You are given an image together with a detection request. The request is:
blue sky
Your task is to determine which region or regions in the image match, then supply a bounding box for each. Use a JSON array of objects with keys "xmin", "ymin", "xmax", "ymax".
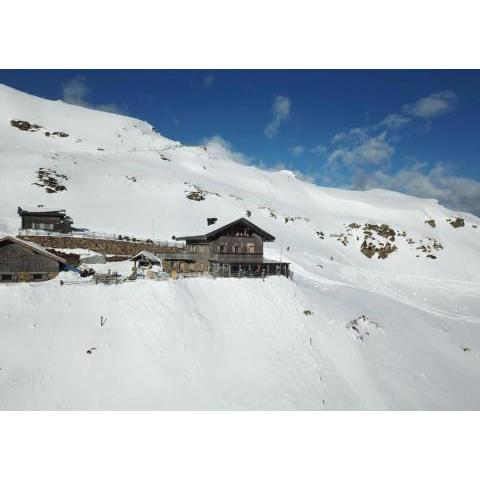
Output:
[{"xmin": 1, "ymin": 70, "xmax": 479, "ymax": 214}]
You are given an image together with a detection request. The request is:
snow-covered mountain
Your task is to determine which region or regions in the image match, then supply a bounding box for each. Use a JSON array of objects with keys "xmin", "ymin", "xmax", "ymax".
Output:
[{"xmin": 1, "ymin": 83, "xmax": 479, "ymax": 409}]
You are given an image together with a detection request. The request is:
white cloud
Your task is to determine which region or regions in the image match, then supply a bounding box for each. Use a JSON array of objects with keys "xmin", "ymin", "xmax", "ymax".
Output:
[
  {"xmin": 402, "ymin": 91, "xmax": 457, "ymax": 119},
  {"xmin": 331, "ymin": 132, "xmax": 347, "ymax": 144},
  {"xmin": 328, "ymin": 132, "xmax": 394, "ymax": 166},
  {"xmin": 264, "ymin": 95, "xmax": 291, "ymax": 138},
  {"xmin": 289, "ymin": 145, "xmax": 305, "ymax": 156},
  {"xmin": 378, "ymin": 113, "xmax": 410, "ymax": 130},
  {"xmin": 62, "ymin": 76, "xmax": 126, "ymax": 114},
  {"xmin": 353, "ymin": 163, "xmax": 480, "ymax": 216},
  {"xmin": 202, "ymin": 135, "xmax": 251, "ymax": 165},
  {"xmin": 202, "ymin": 75, "xmax": 215, "ymax": 88},
  {"xmin": 310, "ymin": 144, "xmax": 327, "ymax": 155}
]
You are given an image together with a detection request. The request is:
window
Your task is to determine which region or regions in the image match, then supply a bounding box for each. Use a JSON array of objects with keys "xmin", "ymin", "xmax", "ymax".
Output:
[
  {"xmin": 219, "ymin": 244, "xmax": 226, "ymax": 253},
  {"xmin": 1, "ymin": 274, "xmax": 13, "ymax": 282},
  {"xmin": 32, "ymin": 273, "xmax": 43, "ymax": 281},
  {"xmin": 234, "ymin": 245, "xmax": 240, "ymax": 254},
  {"xmin": 249, "ymin": 245, "xmax": 256, "ymax": 254}
]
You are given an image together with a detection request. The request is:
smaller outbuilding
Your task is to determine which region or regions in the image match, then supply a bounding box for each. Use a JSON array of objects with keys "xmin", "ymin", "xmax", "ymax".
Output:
[
  {"xmin": 0, "ymin": 235, "xmax": 67, "ymax": 282},
  {"xmin": 18, "ymin": 206, "xmax": 73, "ymax": 233},
  {"xmin": 130, "ymin": 251, "xmax": 163, "ymax": 268}
]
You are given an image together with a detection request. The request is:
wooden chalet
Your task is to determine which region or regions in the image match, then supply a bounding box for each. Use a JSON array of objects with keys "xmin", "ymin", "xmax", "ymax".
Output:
[
  {"xmin": 167, "ymin": 218, "xmax": 290, "ymax": 277},
  {"xmin": 18, "ymin": 206, "xmax": 73, "ymax": 233},
  {"xmin": 0, "ymin": 235, "xmax": 67, "ymax": 282}
]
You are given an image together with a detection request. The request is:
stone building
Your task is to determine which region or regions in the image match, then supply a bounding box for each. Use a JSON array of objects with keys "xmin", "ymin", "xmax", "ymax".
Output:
[
  {"xmin": 0, "ymin": 236, "xmax": 67, "ymax": 282},
  {"xmin": 18, "ymin": 206, "xmax": 73, "ymax": 233},
  {"xmin": 164, "ymin": 218, "xmax": 290, "ymax": 277}
]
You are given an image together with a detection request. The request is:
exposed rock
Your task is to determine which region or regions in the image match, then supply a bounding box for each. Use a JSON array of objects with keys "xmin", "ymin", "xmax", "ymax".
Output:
[
  {"xmin": 363, "ymin": 223, "xmax": 396, "ymax": 242},
  {"xmin": 284, "ymin": 216, "xmax": 303, "ymax": 223},
  {"xmin": 426, "ymin": 255, "xmax": 437, "ymax": 259},
  {"xmin": 186, "ymin": 191, "xmax": 206, "ymax": 201},
  {"xmin": 33, "ymin": 167, "xmax": 68, "ymax": 193},
  {"xmin": 416, "ymin": 238, "xmax": 443, "ymax": 254},
  {"xmin": 185, "ymin": 183, "xmax": 220, "ymax": 201},
  {"xmin": 447, "ymin": 217, "xmax": 465, "ymax": 228},
  {"xmin": 258, "ymin": 206, "xmax": 277, "ymax": 218},
  {"xmin": 315, "ymin": 231, "xmax": 325, "ymax": 240},
  {"xmin": 303, "ymin": 310, "xmax": 313, "ymax": 316},
  {"xmin": 330, "ymin": 233, "xmax": 350, "ymax": 246},
  {"xmin": 11, "ymin": 119, "xmax": 42, "ymax": 132},
  {"xmin": 425, "ymin": 219, "xmax": 436, "ymax": 228},
  {"xmin": 361, "ymin": 240, "xmax": 397, "ymax": 259},
  {"xmin": 346, "ymin": 315, "xmax": 382, "ymax": 341}
]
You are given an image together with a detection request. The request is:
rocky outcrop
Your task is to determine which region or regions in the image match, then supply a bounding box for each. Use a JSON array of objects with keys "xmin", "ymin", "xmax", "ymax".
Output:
[
  {"xmin": 11, "ymin": 119, "xmax": 43, "ymax": 132},
  {"xmin": 447, "ymin": 217, "xmax": 465, "ymax": 228},
  {"xmin": 361, "ymin": 240, "xmax": 397, "ymax": 259},
  {"xmin": 33, "ymin": 168, "xmax": 68, "ymax": 193}
]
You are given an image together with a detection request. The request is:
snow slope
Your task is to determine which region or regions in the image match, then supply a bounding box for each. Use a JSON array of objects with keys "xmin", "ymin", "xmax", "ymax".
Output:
[{"xmin": 1, "ymin": 83, "xmax": 479, "ymax": 409}]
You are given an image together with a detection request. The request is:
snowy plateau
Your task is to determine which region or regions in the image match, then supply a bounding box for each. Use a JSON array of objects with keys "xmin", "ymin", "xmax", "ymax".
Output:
[{"xmin": 0, "ymin": 83, "xmax": 479, "ymax": 410}]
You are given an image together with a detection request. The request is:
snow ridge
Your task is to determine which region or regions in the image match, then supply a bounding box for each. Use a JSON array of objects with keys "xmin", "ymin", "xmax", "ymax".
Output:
[{"xmin": 0, "ymin": 84, "xmax": 479, "ymax": 410}]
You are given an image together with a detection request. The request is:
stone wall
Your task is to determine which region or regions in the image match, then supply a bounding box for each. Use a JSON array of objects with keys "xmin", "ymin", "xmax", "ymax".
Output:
[
  {"xmin": 1, "ymin": 271, "xmax": 58, "ymax": 282},
  {"xmin": 19, "ymin": 235, "xmax": 184, "ymax": 256},
  {"xmin": 0, "ymin": 241, "xmax": 60, "ymax": 273}
]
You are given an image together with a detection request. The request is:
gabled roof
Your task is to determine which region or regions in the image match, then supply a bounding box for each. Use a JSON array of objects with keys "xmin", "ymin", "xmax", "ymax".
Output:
[
  {"xmin": 176, "ymin": 218, "xmax": 276, "ymax": 242},
  {"xmin": 130, "ymin": 251, "xmax": 162, "ymax": 263},
  {"xmin": 17, "ymin": 206, "xmax": 72, "ymax": 222},
  {"xmin": 0, "ymin": 236, "xmax": 67, "ymax": 264}
]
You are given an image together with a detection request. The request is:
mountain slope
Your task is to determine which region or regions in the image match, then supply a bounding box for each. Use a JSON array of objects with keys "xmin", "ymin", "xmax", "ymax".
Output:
[{"xmin": 1, "ymin": 83, "xmax": 479, "ymax": 410}]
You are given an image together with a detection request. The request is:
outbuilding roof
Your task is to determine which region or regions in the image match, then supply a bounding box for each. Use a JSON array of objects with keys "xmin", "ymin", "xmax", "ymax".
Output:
[
  {"xmin": 175, "ymin": 218, "xmax": 275, "ymax": 243},
  {"xmin": 130, "ymin": 251, "xmax": 162, "ymax": 263},
  {"xmin": 0, "ymin": 236, "xmax": 67, "ymax": 264}
]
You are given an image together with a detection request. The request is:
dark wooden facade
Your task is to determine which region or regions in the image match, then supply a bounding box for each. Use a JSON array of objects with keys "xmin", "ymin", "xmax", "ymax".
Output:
[
  {"xmin": 171, "ymin": 218, "xmax": 290, "ymax": 277},
  {"xmin": 0, "ymin": 236, "xmax": 66, "ymax": 282},
  {"xmin": 18, "ymin": 207, "xmax": 73, "ymax": 233}
]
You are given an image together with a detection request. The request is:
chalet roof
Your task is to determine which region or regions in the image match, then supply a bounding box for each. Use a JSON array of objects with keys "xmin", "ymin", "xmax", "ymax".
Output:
[
  {"xmin": 17, "ymin": 206, "xmax": 72, "ymax": 222},
  {"xmin": 0, "ymin": 236, "xmax": 67, "ymax": 264},
  {"xmin": 175, "ymin": 218, "xmax": 276, "ymax": 243},
  {"xmin": 130, "ymin": 251, "xmax": 162, "ymax": 263}
]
